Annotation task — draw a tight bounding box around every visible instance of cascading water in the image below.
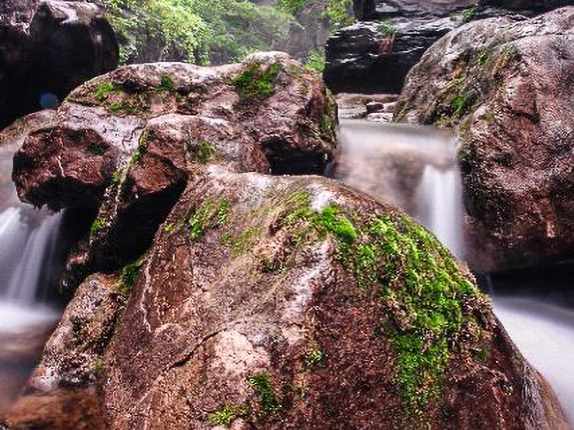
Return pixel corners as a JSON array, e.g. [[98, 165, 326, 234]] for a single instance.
[[335, 117, 574, 424], [0, 146, 64, 410], [336, 118, 465, 258]]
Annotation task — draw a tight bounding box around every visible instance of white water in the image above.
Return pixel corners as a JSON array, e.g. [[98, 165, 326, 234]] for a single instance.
[[336, 118, 574, 424], [336, 118, 465, 258], [0, 148, 63, 410], [495, 298, 574, 423]]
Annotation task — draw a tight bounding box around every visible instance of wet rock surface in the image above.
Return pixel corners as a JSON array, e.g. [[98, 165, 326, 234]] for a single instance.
[[395, 7, 574, 273], [6, 53, 568, 429], [325, 0, 573, 94], [0, 0, 119, 129], [13, 53, 337, 288]]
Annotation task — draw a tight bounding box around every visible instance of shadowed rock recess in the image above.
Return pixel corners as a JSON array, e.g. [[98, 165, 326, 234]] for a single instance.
[[395, 7, 574, 273], [0, 0, 119, 129], [6, 53, 567, 429]]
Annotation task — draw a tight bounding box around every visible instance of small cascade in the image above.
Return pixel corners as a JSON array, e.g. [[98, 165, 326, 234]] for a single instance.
[[335, 118, 465, 257], [0, 147, 65, 410], [5, 212, 63, 304], [414, 165, 465, 259]]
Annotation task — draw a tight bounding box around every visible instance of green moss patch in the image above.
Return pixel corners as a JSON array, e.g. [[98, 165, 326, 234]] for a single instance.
[[234, 61, 282, 102], [272, 191, 481, 413], [187, 198, 231, 241], [247, 372, 283, 416], [119, 258, 144, 295]]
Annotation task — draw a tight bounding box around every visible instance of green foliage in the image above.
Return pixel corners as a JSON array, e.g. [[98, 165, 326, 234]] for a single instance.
[[188, 140, 216, 164], [224, 226, 263, 257], [234, 61, 282, 101], [188, 198, 231, 240], [209, 405, 240, 426], [158, 74, 175, 91], [324, 0, 353, 28], [105, 0, 209, 64], [90, 217, 104, 237], [378, 20, 397, 37], [303, 49, 325, 73], [305, 347, 326, 368], [247, 372, 282, 415], [461, 6, 478, 20], [120, 258, 143, 295], [94, 82, 119, 103], [278, 0, 307, 14], [476, 48, 491, 66], [451, 91, 477, 117], [315, 204, 358, 243], [106, 0, 296, 65]]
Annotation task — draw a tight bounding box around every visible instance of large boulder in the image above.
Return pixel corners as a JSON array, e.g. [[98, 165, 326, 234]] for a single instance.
[[13, 52, 338, 287], [21, 169, 568, 430], [395, 7, 574, 273], [353, 0, 476, 21], [478, 0, 574, 12], [0, 0, 119, 129], [7, 53, 568, 429], [325, 0, 573, 94]]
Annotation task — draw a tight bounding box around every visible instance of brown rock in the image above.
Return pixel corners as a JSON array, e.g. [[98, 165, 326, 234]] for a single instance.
[[0, 0, 119, 129], [396, 7, 574, 272], [25, 167, 567, 429], [4, 387, 104, 430], [11, 52, 567, 429]]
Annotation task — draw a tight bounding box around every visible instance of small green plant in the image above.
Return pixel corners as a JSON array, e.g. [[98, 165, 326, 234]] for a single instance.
[[94, 82, 118, 103], [188, 198, 230, 240], [462, 6, 478, 20], [196, 141, 216, 163], [278, 0, 306, 14], [158, 74, 175, 91], [120, 258, 143, 295], [378, 20, 397, 37], [305, 347, 326, 368], [93, 357, 104, 374], [476, 48, 491, 66], [111, 168, 125, 187], [247, 372, 282, 415], [209, 404, 249, 427], [234, 61, 282, 101], [90, 216, 104, 237], [451, 91, 477, 117], [303, 49, 325, 73]]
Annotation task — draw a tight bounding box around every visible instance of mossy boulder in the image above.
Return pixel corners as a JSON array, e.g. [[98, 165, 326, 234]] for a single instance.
[[12, 52, 338, 289], [8, 50, 566, 429], [395, 7, 574, 272], [17, 167, 566, 429]]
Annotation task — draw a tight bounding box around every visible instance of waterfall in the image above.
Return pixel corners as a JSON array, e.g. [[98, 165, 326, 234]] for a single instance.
[[335, 118, 465, 257], [4, 211, 62, 304], [414, 165, 465, 259], [0, 146, 65, 410]]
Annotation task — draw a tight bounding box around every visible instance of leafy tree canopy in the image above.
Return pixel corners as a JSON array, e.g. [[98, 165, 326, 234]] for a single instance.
[[104, 0, 353, 66]]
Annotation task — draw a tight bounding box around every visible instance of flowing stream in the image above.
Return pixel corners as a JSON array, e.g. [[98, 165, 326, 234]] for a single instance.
[[0, 147, 64, 411], [335, 118, 574, 424]]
